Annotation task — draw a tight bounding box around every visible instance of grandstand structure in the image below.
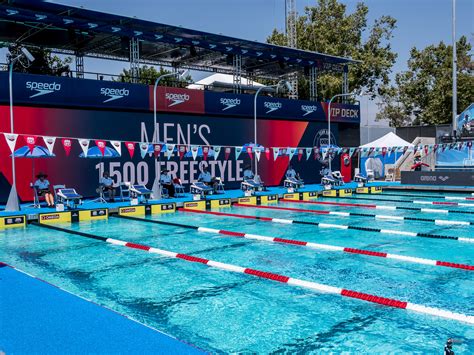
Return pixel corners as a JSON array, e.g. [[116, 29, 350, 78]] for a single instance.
[[0, 0, 358, 100]]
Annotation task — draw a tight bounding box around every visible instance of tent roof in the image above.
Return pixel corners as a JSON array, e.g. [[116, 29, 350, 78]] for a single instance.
[[187, 73, 264, 90], [360, 132, 413, 148]]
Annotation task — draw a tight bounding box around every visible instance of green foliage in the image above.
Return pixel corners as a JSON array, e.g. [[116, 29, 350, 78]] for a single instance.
[[377, 36, 474, 126], [115, 65, 192, 86], [267, 0, 397, 100], [10, 47, 71, 76]]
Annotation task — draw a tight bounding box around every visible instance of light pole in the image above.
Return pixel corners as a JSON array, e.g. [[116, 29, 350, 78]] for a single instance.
[[151, 69, 188, 199], [253, 80, 292, 176], [5, 47, 35, 212], [327, 91, 359, 174], [452, 0, 457, 138]]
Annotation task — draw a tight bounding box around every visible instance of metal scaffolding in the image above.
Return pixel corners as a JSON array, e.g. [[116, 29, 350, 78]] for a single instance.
[[232, 54, 242, 94], [342, 65, 349, 103], [75, 52, 84, 78], [309, 66, 318, 101], [129, 37, 140, 83], [285, 0, 298, 99]]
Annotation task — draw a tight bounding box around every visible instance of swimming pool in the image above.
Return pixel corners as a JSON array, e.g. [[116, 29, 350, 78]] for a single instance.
[[1, 190, 473, 353]]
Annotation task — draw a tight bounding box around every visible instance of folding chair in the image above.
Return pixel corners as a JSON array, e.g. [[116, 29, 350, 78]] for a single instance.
[[119, 182, 131, 201], [215, 177, 225, 194]]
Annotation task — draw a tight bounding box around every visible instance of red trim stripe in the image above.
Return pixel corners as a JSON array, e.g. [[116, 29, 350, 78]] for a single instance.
[[244, 268, 290, 283], [125, 242, 150, 251], [219, 230, 246, 237], [341, 289, 408, 309], [343, 248, 387, 258], [176, 254, 209, 264], [274, 237, 308, 246], [436, 261, 474, 271], [432, 201, 458, 206]]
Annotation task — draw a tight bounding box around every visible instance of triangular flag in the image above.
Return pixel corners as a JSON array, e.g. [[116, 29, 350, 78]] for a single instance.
[[125, 142, 135, 159], [297, 148, 303, 161], [273, 147, 279, 161], [111, 141, 121, 156], [95, 140, 107, 156], [349, 147, 356, 158], [305, 148, 312, 160], [178, 145, 186, 160], [321, 148, 328, 161], [202, 146, 210, 161], [139, 143, 148, 159], [61, 138, 72, 156], [235, 146, 242, 160], [287, 147, 296, 161], [166, 144, 175, 160], [213, 146, 221, 160], [79, 139, 90, 157], [313, 147, 320, 160], [381, 147, 387, 157], [4, 133, 18, 153], [191, 145, 199, 160], [265, 147, 271, 160], [43, 136, 56, 155], [24, 135, 37, 152], [246, 146, 253, 160], [153, 144, 162, 158], [224, 147, 231, 160], [254, 147, 261, 161]]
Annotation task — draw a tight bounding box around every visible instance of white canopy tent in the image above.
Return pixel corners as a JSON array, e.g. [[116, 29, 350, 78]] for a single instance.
[[187, 73, 264, 90], [359, 132, 413, 149]]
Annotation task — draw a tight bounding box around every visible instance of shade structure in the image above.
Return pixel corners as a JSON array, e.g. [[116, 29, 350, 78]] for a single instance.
[[79, 146, 120, 158], [11, 145, 56, 159]]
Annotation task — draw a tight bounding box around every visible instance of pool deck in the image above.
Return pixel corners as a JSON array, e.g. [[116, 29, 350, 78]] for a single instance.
[[0, 262, 202, 354], [1, 181, 473, 218]]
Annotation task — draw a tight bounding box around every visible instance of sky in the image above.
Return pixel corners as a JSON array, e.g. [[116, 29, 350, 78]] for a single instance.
[[3, 0, 473, 125]]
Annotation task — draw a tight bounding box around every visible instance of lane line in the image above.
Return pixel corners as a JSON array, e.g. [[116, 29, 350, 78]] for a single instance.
[[321, 195, 474, 208], [31, 222, 474, 325], [179, 208, 474, 271], [278, 199, 474, 215], [234, 203, 473, 226]]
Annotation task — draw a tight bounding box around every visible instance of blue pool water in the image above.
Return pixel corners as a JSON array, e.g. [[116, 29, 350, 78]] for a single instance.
[[1, 190, 473, 353]]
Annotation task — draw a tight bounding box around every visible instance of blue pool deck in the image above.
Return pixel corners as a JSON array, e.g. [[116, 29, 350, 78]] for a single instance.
[[0, 262, 202, 354], [1, 181, 473, 217]]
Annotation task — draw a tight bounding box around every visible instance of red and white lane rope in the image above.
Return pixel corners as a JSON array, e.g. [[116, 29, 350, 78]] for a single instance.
[[279, 199, 474, 216], [322, 195, 474, 208], [180, 209, 474, 271], [32, 224, 474, 325], [375, 192, 474, 201], [234, 204, 473, 243], [233, 203, 473, 226]]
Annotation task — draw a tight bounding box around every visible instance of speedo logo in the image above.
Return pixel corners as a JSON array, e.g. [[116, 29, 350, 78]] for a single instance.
[[264, 101, 282, 114], [220, 98, 241, 111], [301, 105, 318, 116], [100, 87, 129, 103], [26, 81, 61, 98], [165, 92, 190, 107]]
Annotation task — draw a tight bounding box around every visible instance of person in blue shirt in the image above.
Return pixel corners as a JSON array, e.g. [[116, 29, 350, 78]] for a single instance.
[[198, 166, 217, 191], [243, 165, 254, 180], [159, 169, 175, 197], [286, 165, 299, 180], [100, 171, 115, 202], [34, 172, 54, 207]]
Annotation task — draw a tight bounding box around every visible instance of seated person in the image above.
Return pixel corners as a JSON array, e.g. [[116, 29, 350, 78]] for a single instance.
[[243, 165, 254, 181], [197, 166, 217, 192], [34, 172, 54, 207], [160, 169, 175, 198], [100, 171, 116, 202], [286, 165, 301, 181]]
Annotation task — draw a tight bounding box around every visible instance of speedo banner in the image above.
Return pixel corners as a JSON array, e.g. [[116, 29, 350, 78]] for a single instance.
[[0, 72, 360, 123], [0, 104, 359, 203]]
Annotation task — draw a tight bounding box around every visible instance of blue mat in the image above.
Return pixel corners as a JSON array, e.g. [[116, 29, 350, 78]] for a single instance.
[[0, 263, 202, 354]]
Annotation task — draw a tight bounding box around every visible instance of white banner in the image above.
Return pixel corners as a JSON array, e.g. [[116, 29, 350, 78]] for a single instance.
[[213, 146, 221, 160], [42, 136, 56, 155], [110, 140, 121, 156], [79, 139, 90, 157], [139, 142, 148, 159], [3, 133, 18, 153]]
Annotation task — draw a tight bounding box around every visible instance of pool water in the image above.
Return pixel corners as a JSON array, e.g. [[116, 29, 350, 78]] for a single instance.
[[1, 190, 473, 353]]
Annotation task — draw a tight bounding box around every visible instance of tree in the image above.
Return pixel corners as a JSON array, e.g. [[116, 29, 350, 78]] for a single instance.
[[115, 65, 192, 86], [8, 46, 71, 76], [377, 36, 474, 126], [266, 0, 397, 100]]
